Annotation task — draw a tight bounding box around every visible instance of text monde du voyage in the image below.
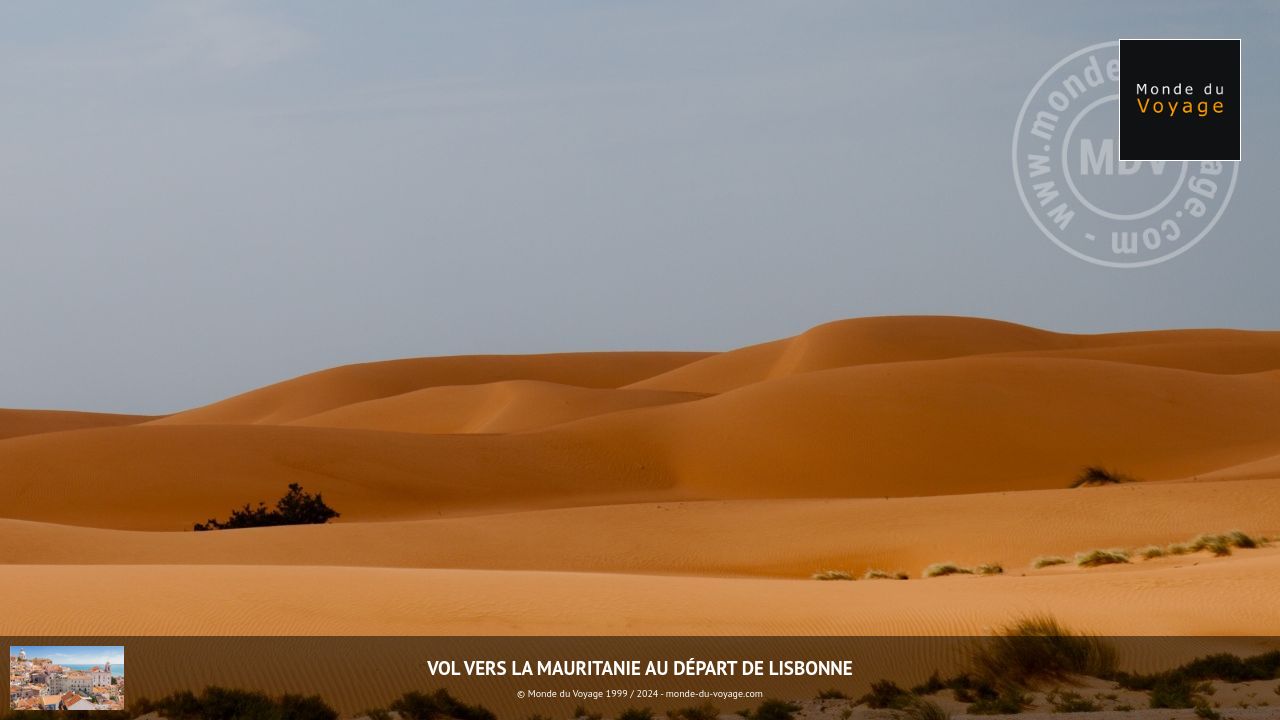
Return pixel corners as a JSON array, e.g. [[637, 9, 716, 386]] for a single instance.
[[425, 659, 855, 678], [1135, 82, 1229, 118]]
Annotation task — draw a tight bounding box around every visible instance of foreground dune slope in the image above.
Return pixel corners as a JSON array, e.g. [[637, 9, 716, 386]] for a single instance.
[[151, 351, 711, 425], [4, 478, 1276, 577], [4, 357, 1280, 529], [289, 380, 706, 434], [3, 553, 1278, 636], [0, 408, 154, 441]]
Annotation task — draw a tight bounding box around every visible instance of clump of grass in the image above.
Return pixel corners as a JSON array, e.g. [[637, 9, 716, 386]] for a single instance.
[[811, 569, 854, 581], [1075, 548, 1130, 567], [856, 680, 912, 710], [1190, 534, 1233, 557], [970, 615, 1118, 687], [1139, 544, 1166, 560], [1046, 689, 1102, 713], [751, 700, 800, 720], [862, 568, 909, 580], [1070, 465, 1135, 488], [966, 688, 1028, 715], [1031, 555, 1068, 569], [1226, 530, 1261, 548], [975, 562, 1004, 576], [902, 699, 951, 720], [815, 689, 847, 700], [923, 562, 974, 578], [1167, 542, 1193, 556]]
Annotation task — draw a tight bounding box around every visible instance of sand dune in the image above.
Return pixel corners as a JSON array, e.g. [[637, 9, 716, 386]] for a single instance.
[[289, 380, 705, 434], [4, 316, 1280, 639], [0, 423, 675, 530], [0, 408, 152, 440], [629, 316, 1280, 393], [634, 358, 1280, 498], [151, 351, 710, 425], [3, 553, 1278, 636], [5, 356, 1280, 530], [4, 478, 1277, 578]]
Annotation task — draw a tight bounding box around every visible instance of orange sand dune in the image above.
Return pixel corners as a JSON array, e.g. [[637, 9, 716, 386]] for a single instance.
[[4, 478, 1277, 578], [991, 339, 1280, 375], [629, 316, 1280, 393], [289, 380, 705, 434], [617, 357, 1280, 499], [152, 351, 710, 425], [3, 553, 1278, 636], [5, 357, 1280, 530], [5, 316, 1280, 640], [0, 423, 673, 530], [0, 408, 153, 441]]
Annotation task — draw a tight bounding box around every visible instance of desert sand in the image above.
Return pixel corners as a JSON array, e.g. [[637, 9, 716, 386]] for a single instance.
[[2, 316, 1280, 637]]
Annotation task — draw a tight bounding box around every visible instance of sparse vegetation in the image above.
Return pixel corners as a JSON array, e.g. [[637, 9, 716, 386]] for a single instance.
[[1075, 548, 1130, 567], [815, 689, 848, 700], [130, 686, 340, 720], [965, 688, 1028, 715], [862, 568, 909, 580], [1070, 465, 1134, 488], [1031, 555, 1068, 569], [1190, 533, 1233, 556], [750, 700, 801, 720], [923, 562, 973, 578], [1195, 703, 1224, 719], [811, 569, 854, 581], [194, 483, 340, 531], [903, 698, 951, 720], [856, 679, 913, 710], [975, 562, 1004, 576], [617, 707, 654, 720], [1046, 689, 1102, 712], [1139, 544, 1166, 559], [970, 615, 1117, 687], [666, 703, 717, 720], [391, 690, 497, 720]]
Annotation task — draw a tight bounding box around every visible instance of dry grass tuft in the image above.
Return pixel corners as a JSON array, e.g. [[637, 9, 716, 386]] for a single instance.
[[1075, 548, 1130, 568]]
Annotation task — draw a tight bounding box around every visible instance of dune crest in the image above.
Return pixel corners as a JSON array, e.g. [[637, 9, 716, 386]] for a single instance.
[[0, 408, 153, 441], [151, 351, 711, 425], [289, 380, 706, 434]]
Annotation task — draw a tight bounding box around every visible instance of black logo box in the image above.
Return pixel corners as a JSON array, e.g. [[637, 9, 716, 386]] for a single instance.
[[1119, 38, 1241, 161]]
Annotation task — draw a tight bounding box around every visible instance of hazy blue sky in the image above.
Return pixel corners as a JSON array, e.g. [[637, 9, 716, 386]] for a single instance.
[[2, 1, 1277, 414]]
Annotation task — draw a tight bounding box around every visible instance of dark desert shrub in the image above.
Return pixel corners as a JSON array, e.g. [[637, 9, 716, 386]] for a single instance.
[[194, 483, 340, 531], [750, 699, 801, 720], [856, 679, 912, 709], [965, 687, 1028, 715], [1071, 466, 1134, 488], [392, 689, 496, 720], [815, 689, 848, 699], [666, 704, 717, 720]]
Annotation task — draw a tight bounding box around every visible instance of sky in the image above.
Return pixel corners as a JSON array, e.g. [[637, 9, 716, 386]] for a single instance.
[[11, 646, 125, 666], [2, 1, 1278, 414]]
